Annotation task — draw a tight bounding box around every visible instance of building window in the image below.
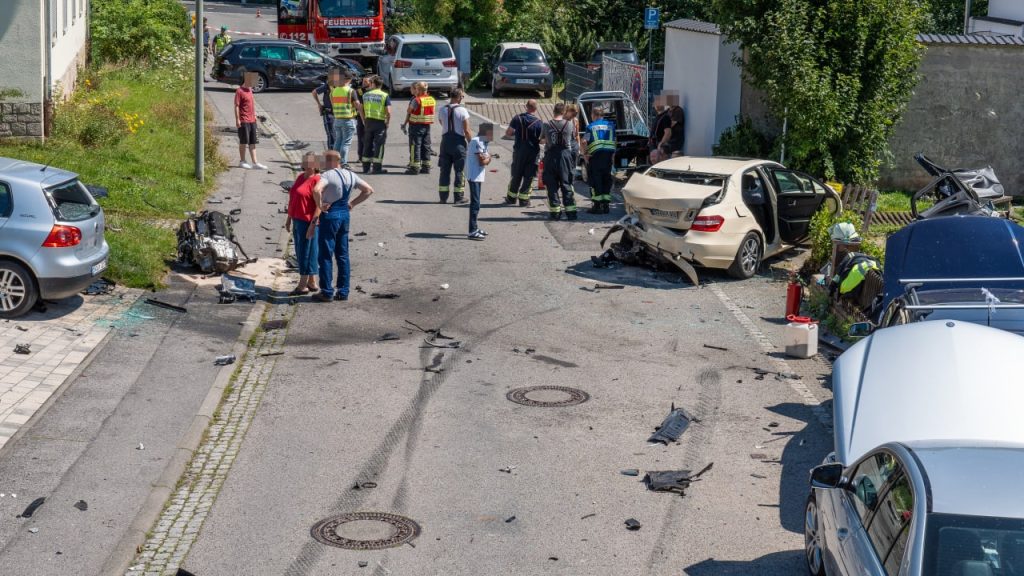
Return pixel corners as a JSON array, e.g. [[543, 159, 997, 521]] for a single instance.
[[50, 0, 57, 44], [63, 0, 68, 35]]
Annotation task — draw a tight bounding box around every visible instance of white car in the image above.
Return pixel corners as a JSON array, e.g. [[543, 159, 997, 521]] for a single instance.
[[376, 34, 458, 95], [806, 320, 1024, 576], [608, 157, 840, 283]]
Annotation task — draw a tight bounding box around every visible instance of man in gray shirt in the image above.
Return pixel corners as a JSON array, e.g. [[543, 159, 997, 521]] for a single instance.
[[312, 150, 374, 302], [540, 102, 577, 220]]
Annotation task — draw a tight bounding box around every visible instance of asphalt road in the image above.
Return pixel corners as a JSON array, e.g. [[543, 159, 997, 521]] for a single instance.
[[178, 7, 837, 575]]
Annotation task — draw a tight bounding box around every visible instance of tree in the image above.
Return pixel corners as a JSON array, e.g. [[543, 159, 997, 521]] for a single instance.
[[714, 0, 927, 184], [924, 0, 988, 34]]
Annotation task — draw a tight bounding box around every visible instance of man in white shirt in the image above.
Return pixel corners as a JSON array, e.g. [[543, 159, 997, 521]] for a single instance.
[[436, 88, 473, 204], [466, 123, 493, 240]]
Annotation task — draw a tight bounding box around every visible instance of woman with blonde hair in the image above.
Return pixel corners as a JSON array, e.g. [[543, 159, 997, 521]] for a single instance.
[[284, 151, 322, 295]]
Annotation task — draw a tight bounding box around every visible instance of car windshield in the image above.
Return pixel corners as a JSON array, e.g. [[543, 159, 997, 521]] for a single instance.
[[501, 48, 545, 63], [923, 513, 1024, 575], [592, 50, 637, 64], [645, 170, 728, 188], [46, 179, 98, 222], [317, 0, 379, 18], [400, 42, 453, 60], [909, 288, 1024, 334]]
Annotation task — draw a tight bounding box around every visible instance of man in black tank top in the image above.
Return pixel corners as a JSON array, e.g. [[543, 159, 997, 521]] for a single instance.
[[539, 103, 577, 221]]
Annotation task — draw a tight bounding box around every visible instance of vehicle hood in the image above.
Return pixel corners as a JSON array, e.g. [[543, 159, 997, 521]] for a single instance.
[[831, 320, 1024, 465], [882, 216, 1024, 313], [621, 172, 720, 229]]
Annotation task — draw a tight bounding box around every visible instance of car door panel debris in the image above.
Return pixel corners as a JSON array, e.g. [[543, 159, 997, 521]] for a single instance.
[[643, 463, 713, 495], [648, 404, 697, 444]]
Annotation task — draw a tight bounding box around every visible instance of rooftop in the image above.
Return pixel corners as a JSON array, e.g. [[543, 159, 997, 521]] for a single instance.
[[916, 32, 1024, 45], [665, 19, 721, 36]]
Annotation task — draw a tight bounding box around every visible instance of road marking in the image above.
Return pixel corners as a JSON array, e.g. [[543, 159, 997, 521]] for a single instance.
[[708, 283, 832, 429]]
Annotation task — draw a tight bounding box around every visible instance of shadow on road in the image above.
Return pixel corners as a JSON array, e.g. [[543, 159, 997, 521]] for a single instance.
[[685, 549, 805, 575], [564, 258, 697, 290], [405, 232, 472, 240], [764, 401, 832, 534]]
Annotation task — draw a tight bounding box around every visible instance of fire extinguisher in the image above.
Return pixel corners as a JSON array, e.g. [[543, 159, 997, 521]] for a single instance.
[[785, 276, 802, 318]]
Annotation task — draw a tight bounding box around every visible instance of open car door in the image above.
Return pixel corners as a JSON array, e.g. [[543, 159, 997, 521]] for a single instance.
[[769, 168, 831, 244]]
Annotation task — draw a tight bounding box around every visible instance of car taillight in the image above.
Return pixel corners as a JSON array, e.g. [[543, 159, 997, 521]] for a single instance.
[[42, 225, 82, 247], [442, 59, 457, 68], [691, 215, 724, 232], [497, 65, 508, 73], [540, 65, 550, 73], [394, 60, 413, 68]]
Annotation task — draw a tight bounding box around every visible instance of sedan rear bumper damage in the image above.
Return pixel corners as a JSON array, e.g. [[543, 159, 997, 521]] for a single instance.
[[601, 215, 700, 285]]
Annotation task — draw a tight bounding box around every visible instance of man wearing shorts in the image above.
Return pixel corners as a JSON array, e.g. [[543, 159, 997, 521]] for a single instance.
[[235, 72, 267, 170]]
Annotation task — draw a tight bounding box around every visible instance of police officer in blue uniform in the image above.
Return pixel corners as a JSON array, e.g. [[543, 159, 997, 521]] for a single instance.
[[584, 106, 616, 214]]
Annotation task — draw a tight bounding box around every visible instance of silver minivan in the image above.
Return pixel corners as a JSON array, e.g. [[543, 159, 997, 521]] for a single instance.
[[376, 34, 458, 95], [0, 157, 110, 318]]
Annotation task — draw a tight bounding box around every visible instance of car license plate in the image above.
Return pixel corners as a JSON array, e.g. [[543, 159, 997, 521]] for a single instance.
[[419, 69, 441, 76], [514, 79, 533, 85], [649, 209, 680, 219], [91, 259, 107, 276]]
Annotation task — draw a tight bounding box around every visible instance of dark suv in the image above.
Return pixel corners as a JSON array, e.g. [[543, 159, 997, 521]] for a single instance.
[[213, 39, 365, 93]]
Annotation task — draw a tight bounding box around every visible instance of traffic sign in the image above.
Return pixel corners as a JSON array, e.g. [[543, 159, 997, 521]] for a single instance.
[[644, 7, 660, 30]]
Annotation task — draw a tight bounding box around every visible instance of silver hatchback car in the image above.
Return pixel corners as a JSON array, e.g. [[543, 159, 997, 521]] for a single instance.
[[0, 157, 109, 318], [376, 34, 458, 95], [806, 320, 1024, 576]]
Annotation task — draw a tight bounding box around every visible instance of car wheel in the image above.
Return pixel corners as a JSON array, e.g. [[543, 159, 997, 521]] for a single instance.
[[728, 231, 762, 279], [252, 72, 269, 94], [0, 261, 39, 319], [804, 493, 827, 576]]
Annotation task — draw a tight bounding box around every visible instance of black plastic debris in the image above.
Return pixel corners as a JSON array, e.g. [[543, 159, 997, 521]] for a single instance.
[[15, 326, 27, 332], [647, 404, 696, 444], [354, 231, 368, 237], [176, 569, 198, 576], [703, 344, 728, 351], [358, 561, 369, 568], [145, 298, 188, 313], [214, 355, 236, 366], [620, 469, 640, 476], [82, 279, 115, 296], [580, 513, 596, 520], [643, 463, 714, 496], [378, 333, 400, 342], [591, 249, 616, 269], [13, 344, 30, 355], [18, 497, 45, 518], [624, 518, 641, 531], [505, 516, 516, 523], [73, 500, 88, 511], [370, 293, 399, 299], [261, 319, 289, 331]]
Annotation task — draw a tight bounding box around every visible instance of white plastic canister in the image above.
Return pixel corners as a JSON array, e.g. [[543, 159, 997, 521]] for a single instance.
[[784, 322, 818, 359]]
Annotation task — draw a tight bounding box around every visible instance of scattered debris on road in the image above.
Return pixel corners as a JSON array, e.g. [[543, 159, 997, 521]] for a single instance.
[[594, 283, 624, 290], [74, 500, 88, 511], [581, 513, 596, 520], [82, 278, 115, 296], [624, 518, 642, 531], [440, 283, 450, 290], [643, 463, 714, 496], [648, 404, 697, 444], [220, 274, 257, 303], [505, 516, 516, 523], [371, 293, 400, 299], [358, 561, 369, 568], [498, 465, 517, 473], [18, 497, 45, 518], [214, 355, 236, 366], [261, 319, 289, 331], [703, 344, 729, 351], [620, 469, 640, 476], [259, 351, 284, 357], [28, 528, 38, 534], [13, 344, 30, 355], [378, 333, 401, 342], [352, 482, 377, 490], [137, 443, 145, 450], [15, 325, 27, 332], [145, 298, 188, 313]]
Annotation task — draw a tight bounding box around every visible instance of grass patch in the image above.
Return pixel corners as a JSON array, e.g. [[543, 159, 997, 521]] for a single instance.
[[0, 57, 225, 289], [876, 190, 932, 213]]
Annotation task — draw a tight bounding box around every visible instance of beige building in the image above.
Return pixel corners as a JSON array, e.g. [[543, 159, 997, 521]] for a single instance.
[[0, 0, 90, 140]]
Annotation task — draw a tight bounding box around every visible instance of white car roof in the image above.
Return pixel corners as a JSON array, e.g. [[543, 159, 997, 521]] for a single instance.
[[651, 156, 779, 176], [498, 42, 544, 52], [394, 34, 450, 43], [832, 320, 1024, 464]]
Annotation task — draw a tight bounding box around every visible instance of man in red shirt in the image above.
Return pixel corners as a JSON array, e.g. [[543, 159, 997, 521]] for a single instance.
[[234, 72, 267, 170]]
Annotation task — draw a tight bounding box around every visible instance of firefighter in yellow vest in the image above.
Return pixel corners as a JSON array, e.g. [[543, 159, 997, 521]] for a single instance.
[[402, 81, 435, 175], [329, 68, 361, 168], [359, 75, 391, 174]]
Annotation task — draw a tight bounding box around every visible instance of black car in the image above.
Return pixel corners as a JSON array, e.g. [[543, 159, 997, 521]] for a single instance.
[[213, 39, 366, 93]]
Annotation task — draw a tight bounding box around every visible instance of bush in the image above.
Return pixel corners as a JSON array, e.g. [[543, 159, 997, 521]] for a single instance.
[[713, 116, 774, 159], [91, 0, 191, 64]]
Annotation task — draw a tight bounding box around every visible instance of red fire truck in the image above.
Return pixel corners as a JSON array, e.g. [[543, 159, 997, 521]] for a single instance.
[[277, 0, 385, 62]]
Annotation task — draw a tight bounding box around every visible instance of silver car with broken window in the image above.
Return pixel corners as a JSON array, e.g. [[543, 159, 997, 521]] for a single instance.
[[805, 320, 1024, 576], [0, 157, 109, 318]]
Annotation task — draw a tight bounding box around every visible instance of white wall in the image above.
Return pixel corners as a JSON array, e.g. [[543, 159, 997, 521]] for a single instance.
[[50, 0, 89, 98], [714, 39, 742, 146], [0, 0, 45, 103], [989, 0, 1024, 22], [664, 28, 720, 156]]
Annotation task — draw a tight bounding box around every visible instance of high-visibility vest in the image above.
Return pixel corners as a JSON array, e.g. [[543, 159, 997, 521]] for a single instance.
[[409, 95, 435, 124], [839, 260, 879, 295], [586, 119, 615, 154], [331, 85, 356, 119], [362, 89, 389, 121], [214, 33, 231, 52]]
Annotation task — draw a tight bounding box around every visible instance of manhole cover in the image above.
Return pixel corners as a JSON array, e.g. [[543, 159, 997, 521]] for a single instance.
[[506, 386, 590, 407], [311, 512, 420, 550]]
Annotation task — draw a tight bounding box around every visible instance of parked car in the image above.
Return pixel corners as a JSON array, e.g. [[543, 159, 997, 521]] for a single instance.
[[587, 41, 639, 69], [603, 157, 840, 283], [213, 39, 365, 93], [805, 320, 1024, 576], [0, 157, 109, 318], [487, 42, 554, 98], [376, 34, 458, 95], [848, 216, 1024, 337]]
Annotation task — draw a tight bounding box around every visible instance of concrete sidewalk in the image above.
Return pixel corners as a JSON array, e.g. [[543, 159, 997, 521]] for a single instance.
[[0, 83, 295, 576]]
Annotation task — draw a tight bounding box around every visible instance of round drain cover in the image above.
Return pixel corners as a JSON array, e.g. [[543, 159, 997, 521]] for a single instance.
[[311, 512, 421, 550], [506, 385, 590, 407]]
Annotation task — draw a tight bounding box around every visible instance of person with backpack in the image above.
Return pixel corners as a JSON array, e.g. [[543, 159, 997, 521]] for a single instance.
[[436, 88, 472, 204], [311, 151, 375, 302], [540, 102, 577, 220], [504, 99, 543, 207]]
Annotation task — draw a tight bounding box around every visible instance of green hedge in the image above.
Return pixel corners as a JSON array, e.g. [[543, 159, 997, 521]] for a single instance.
[[91, 0, 191, 64]]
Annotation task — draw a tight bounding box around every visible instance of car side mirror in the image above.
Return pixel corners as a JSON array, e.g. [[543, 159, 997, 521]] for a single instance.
[[85, 185, 108, 199], [810, 463, 844, 489], [848, 322, 873, 338]]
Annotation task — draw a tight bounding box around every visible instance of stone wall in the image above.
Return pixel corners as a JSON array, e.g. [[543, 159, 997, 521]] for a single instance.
[[880, 42, 1024, 194], [0, 103, 44, 139]]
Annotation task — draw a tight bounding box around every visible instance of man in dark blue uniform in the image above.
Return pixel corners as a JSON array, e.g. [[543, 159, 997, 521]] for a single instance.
[[504, 99, 543, 207]]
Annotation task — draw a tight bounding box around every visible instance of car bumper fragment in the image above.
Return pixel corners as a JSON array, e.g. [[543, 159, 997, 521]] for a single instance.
[[603, 215, 700, 285]]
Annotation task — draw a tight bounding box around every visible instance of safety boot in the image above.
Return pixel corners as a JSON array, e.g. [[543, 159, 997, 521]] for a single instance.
[[372, 164, 387, 174], [362, 163, 371, 173], [405, 166, 419, 175], [518, 199, 530, 207], [453, 194, 467, 205], [588, 203, 603, 214], [438, 193, 449, 204], [419, 165, 430, 174], [548, 211, 562, 221], [565, 211, 578, 221], [602, 202, 611, 214]]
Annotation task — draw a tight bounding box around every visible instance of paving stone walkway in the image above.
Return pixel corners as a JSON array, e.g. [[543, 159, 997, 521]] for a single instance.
[[0, 285, 138, 451], [125, 301, 292, 576]]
